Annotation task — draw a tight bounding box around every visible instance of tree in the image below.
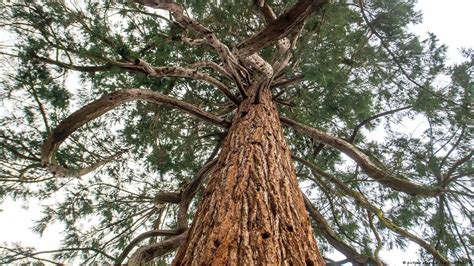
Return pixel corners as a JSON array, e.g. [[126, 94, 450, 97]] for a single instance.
[[0, 0, 472, 265]]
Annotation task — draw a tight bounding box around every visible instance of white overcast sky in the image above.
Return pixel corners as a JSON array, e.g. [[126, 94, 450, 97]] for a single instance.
[[0, 1, 473, 265]]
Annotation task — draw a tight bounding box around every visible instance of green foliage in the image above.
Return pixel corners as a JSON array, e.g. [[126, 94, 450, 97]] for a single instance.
[[0, 0, 472, 265]]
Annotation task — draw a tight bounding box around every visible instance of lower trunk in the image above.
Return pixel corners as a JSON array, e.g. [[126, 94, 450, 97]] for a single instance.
[[173, 83, 324, 265]]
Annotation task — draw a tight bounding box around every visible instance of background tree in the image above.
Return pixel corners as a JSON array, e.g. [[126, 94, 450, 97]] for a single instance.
[[0, 0, 472, 265]]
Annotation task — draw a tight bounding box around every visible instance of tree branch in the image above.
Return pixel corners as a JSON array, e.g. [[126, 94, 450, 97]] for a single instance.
[[445, 199, 473, 263], [348, 106, 411, 143], [118, 59, 240, 105], [294, 155, 450, 264], [188, 61, 232, 79], [0, 246, 115, 264], [367, 211, 384, 266], [33, 54, 113, 72], [271, 74, 305, 89], [253, 0, 292, 70], [282, 116, 441, 196], [47, 152, 124, 178], [33, 54, 240, 105], [154, 191, 181, 205], [302, 194, 378, 265], [358, 0, 463, 107], [127, 231, 188, 264], [132, 0, 250, 98], [439, 126, 465, 172], [443, 151, 473, 186], [237, 0, 328, 57], [41, 89, 229, 175], [115, 229, 181, 265]]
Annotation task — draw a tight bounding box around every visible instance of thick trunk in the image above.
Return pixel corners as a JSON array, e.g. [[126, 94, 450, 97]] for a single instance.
[[173, 83, 324, 265]]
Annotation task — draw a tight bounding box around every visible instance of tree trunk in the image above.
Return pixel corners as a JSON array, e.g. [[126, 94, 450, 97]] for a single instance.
[[173, 82, 325, 265]]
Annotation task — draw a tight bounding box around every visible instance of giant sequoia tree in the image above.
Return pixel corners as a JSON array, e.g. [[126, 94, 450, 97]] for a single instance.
[[0, 0, 472, 265]]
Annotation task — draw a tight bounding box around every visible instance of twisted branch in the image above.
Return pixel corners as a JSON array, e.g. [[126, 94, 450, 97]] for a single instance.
[[282, 116, 441, 196], [132, 0, 249, 97], [41, 89, 229, 176], [115, 229, 181, 265], [127, 231, 188, 264]]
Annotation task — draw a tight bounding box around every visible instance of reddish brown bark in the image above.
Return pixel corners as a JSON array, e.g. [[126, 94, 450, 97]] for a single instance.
[[173, 83, 324, 265]]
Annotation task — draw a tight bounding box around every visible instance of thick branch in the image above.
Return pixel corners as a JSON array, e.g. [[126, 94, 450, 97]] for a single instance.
[[127, 231, 188, 264], [282, 116, 441, 196], [294, 156, 450, 264], [237, 0, 328, 57], [41, 89, 229, 174], [115, 229, 181, 265], [120, 60, 240, 105], [303, 194, 377, 265], [154, 192, 181, 205], [254, 1, 292, 63]]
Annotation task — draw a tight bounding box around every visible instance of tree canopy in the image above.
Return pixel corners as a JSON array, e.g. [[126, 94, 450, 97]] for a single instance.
[[0, 0, 472, 264]]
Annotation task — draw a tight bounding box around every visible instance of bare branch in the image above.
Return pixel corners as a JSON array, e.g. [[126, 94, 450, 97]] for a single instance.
[[127, 231, 188, 264], [282, 116, 441, 196], [188, 61, 232, 79], [254, 1, 292, 63], [47, 152, 124, 178], [367, 211, 384, 266], [154, 192, 181, 205], [115, 229, 181, 265], [121, 59, 240, 105], [41, 89, 230, 175], [133, 0, 230, 61], [240, 53, 274, 81]]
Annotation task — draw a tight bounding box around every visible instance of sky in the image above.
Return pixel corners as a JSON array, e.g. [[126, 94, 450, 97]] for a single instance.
[[411, 0, 473, 64], [0, 0, 473, 265]]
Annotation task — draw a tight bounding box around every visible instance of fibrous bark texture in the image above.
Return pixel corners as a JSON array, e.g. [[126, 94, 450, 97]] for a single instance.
[[173, 83, 324, 265]]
